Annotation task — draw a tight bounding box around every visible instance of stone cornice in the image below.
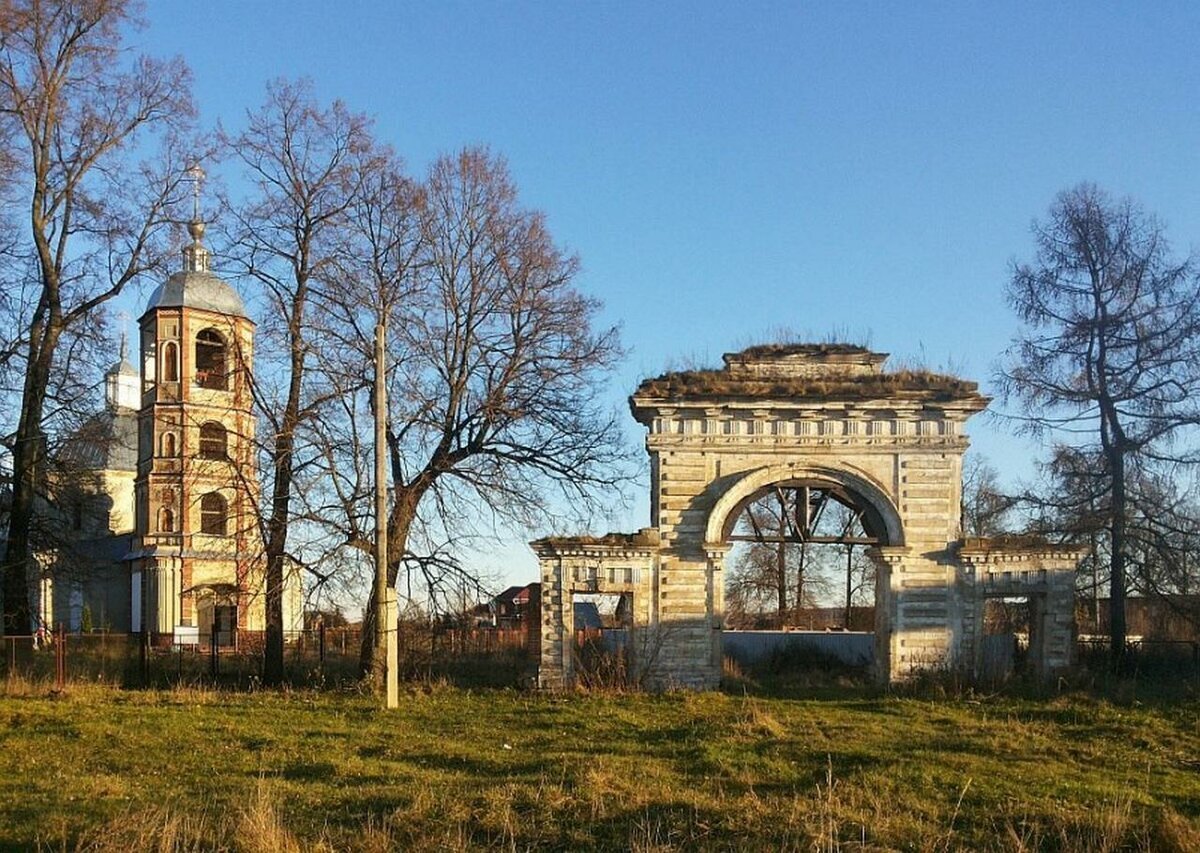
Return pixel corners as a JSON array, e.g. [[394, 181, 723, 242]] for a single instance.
[[530, 528, 661, 559], [646, 434, 972, 450], [633, 397, 988, 422]]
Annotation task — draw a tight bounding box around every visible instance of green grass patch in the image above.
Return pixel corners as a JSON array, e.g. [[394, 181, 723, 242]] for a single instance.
[[1, 679, 1197, 850]]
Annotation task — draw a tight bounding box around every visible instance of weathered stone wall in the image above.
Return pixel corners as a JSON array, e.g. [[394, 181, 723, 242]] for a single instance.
[[958, 541, 1082, 677], [535, 535, 658, 689], [535, 346, 1080, 689]]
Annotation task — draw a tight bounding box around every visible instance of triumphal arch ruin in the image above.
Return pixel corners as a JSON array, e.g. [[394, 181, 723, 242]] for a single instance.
[[534, 345, 1080, 689]]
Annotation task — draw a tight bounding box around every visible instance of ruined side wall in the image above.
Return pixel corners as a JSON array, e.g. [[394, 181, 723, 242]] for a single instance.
[[958, 546, 1081, 678], [537, 547, 656, 689]]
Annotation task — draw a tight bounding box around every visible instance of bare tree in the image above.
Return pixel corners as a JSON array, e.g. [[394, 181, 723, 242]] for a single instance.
[[999, 183, 1200, 663], [960, 454, 1015, 537], [220, 79, 379, 684], [0, 0, 194, 634], [322, 148, 630, 676]]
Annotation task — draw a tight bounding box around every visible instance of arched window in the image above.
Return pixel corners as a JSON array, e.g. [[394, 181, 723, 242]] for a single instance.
[[141, 330, 156, 390], [162, 341, 179, 383], [200, 492, 228, 535], [161, 431, 178, 457], [158, 507, 175, 533], [198, 422, 227, 459], [195, 329, 227, 390]]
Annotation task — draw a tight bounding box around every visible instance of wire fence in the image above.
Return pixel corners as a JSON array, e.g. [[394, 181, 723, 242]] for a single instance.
[[0, 624, 533, 690]]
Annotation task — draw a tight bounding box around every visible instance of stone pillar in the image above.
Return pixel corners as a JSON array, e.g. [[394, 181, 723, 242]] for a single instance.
[[654, 555, 718, 689], [538, 557, 571, 688], [868, 547, 905, 683], [1040, 571, 1077, 676], [151, 559, 182, 638], [706, 545, 729, 679], [885, 547, 958, 680]]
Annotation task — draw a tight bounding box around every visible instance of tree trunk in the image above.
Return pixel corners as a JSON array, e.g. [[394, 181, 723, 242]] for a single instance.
[[775, 541, 787, 627], [794, 541, 808, 626], [3, 321, 58, 636], [1108, 449, 1128, 668], [261, 319, 307, 686], [844, 544, 854, 629]]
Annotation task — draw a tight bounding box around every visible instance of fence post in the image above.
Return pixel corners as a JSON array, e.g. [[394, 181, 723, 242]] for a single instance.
[[140, 628, 149, 686], [319, 621, 326, 666], [55, 624, 65, 690], [210, 626, 219, 678]]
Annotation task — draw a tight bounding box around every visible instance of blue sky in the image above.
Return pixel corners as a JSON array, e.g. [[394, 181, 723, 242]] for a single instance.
[[128, 2, 1200, 589]]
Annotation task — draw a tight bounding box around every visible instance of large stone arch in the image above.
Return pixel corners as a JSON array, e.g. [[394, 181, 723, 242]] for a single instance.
[[703, 461, 905, 549], [533, 345, 1080, 690]]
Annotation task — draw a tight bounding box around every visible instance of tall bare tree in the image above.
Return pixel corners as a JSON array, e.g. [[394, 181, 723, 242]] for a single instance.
[[220, 79, 380, 684], [0, 0, 194, 634], [960, 454, 1015, 538], [999, 183, 1200, 663], [322, 148, 629, 676]]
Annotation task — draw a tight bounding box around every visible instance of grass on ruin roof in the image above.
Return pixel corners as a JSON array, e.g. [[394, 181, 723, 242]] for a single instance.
[[729, 342, 873, 359], [532, 531, 655, 549], [633, 367, 983, 403]]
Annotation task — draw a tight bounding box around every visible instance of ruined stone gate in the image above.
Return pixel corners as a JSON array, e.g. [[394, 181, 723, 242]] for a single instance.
[[534, 345, 1081, 689]]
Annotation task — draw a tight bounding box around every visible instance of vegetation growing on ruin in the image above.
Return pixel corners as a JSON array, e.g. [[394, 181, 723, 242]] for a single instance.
[[633, 366, 984, 405]]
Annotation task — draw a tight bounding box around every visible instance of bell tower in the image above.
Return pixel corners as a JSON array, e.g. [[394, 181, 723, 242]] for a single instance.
[[131, 170, 263, 643]]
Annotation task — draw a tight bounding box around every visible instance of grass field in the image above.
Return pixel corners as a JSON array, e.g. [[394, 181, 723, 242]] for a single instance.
[[1, 673, 1197, 851]]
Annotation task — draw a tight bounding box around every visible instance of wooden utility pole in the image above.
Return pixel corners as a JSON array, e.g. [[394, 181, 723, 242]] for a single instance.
[[374, 322, 398, 708]]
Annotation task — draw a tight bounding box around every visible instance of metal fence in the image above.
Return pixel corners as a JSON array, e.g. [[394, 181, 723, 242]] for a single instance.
[[722, 630, 875, 668], [1076, 637, 1200, 680], [1, 624, 532, 689]]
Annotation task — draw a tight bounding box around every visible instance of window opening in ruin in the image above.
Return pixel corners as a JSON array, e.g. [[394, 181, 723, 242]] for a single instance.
[[195, 329, 227, 390], [725, 482, 879, 632], [159, 506, 175, 533], [199, 492, 228, 535], [161, 431, 177, 457], [198, 422, 227, 459], [981, 596, 1031, 682], [572, 591, 634, 688]]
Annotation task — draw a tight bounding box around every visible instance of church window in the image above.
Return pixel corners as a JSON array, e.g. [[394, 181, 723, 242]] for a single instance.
[[161, 431, 178, 457], [159, 506, 175, 533], [195, 329, 227, 390], [200, 492, 228, 535], [141, 330, 156, 390], [162, 341, 179, 382], [199, 422, 227, 459]]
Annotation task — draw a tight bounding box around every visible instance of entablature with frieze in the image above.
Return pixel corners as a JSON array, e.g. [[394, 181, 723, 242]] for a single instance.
[[641, 400, 983, 443]]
